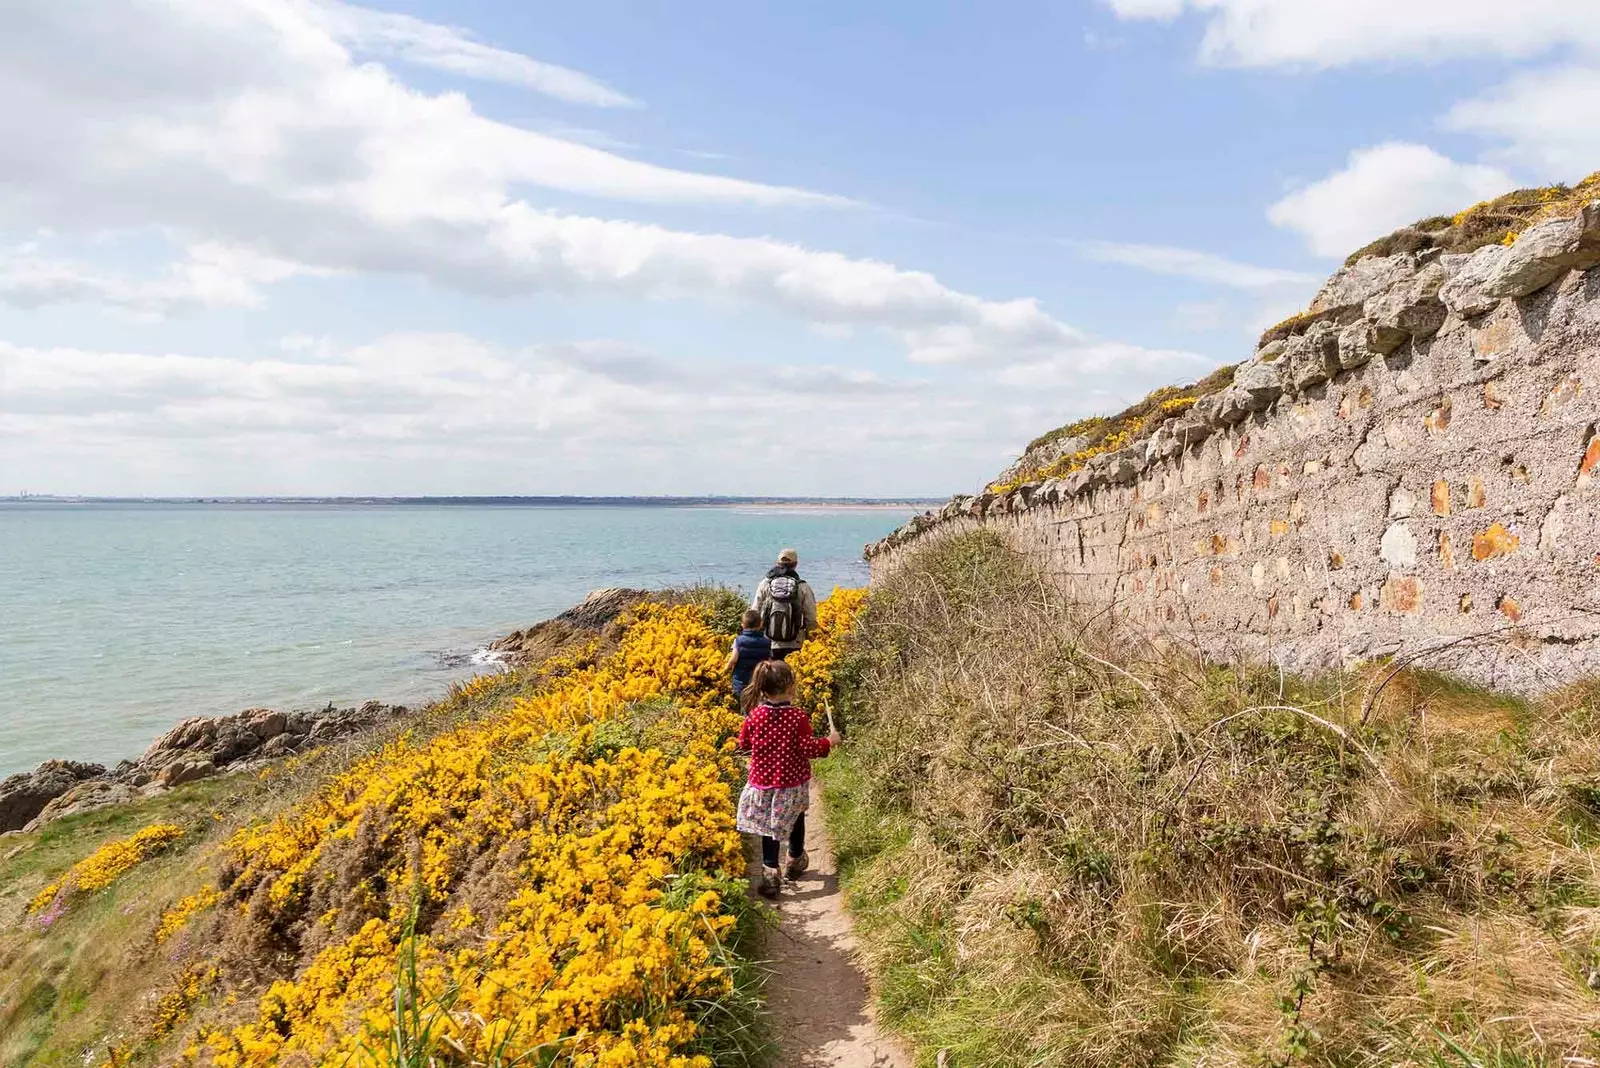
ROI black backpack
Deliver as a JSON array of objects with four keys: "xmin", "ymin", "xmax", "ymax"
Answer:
[{"xmin": 764, "ymin": 574, "xmax": 803, "ymax": 643}]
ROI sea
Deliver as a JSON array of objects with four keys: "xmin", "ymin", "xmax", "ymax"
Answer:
[{"xmin": 0, "ymin": 500, "xmax": 915, "ymax": 778}]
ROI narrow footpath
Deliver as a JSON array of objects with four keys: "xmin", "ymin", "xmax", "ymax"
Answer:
[{"xmin": 759, "ymin": 781, "xmax": 911, "ymax": 1068}]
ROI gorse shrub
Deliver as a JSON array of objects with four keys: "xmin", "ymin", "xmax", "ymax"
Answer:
[
  {"xmin": 824, "ymin": 531, "xmax": 1600, "ymax": 1067},
  {"xmin": 27, "ymin": 823, "xmax": 184, "ymax": 917},
  {"xmin": 12, "ymin": 594, "xmax": 851, "ymax": 1068}
]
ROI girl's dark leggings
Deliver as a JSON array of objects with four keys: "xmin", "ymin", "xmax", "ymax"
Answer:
[{"xmin": 761, "ymin": 814, "xmax": 806, "ymax": 868}]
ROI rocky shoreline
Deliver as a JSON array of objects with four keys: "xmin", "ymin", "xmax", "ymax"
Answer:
[
  {"xmin": 0, "ymin": 587, "xmax": 654, "ymax": 836},
  {"xmin": 0, "ymin": 700, "xmax": 410, "ymax": 834}
]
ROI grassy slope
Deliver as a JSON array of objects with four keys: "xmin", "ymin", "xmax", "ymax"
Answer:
[
  {"xmin": 0, "ymin": 674, "xmax": 532, "ymax": 1067},
  {"xmin": 0, "ymin": 586, "xmax": 771, "ymax": 1068},
  {"xmin": 822, "ymin": 531, "xmax": 1600, "ymax": 1068}
]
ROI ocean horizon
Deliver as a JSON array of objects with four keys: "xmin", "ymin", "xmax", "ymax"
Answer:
[{"xmin": 0, "ymin": 500, "xmax": 916, "ymax": 777}]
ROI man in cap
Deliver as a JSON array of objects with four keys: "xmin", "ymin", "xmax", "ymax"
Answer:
[{"xmin": 750, "ymin": 548, "xmax": 818, "ymax": 660}]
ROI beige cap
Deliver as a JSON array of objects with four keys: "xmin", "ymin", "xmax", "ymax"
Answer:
[{"xmin": 777, "ymin": 547, "xmax": 799, "ymax": 565}]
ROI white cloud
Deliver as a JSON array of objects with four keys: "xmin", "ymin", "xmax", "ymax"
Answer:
[
  {"xmin": 0, "ymin": 0, "xmax": 1145, "ymax": 369},
  {"xmin": 0, "ymin": 0, "xmax": 844, "ymax": 220},
  {"xmin": 1079, "ymin": 240, "xmax": 1317, "ymax": 288},
  {"xmin": 1, "ymin": 332, "xmax": 1184, "ymax": 495},
  {"xmin": 1445, "ymin": 66, "xmax": 1600, "ymax": 179},
  {"xmin": 305, "ymin": 0, "xmax": 639, "ymax": 107},
  {"xmin": 1102, "ymin": 0, "xmax": 1600, "ymax": 69},
  {"xmin": 1267, "ymin": 143, "xmax": 1514, "ymax": 257},
  {"xmin": 0, "ymin": 244, "xmax": 330, "ymax": 318}
]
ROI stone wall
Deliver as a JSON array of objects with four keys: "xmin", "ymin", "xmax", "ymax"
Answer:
[{"xmin": 868, "ymin": 204, "xmax": 1600, "ymax": 693}]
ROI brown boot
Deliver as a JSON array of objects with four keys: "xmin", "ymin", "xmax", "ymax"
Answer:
[
  {"xmin": 757, "ymin": 867, "xmax": 781, "ymax": 898},
  {"xmin": 785, "ymin": 851, "xmax": 809, "ymax": 880}
]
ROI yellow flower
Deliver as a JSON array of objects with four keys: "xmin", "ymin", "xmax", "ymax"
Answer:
[{"xmin": 29, "ymin": 822, "xmax": 184, "ymax": 915}]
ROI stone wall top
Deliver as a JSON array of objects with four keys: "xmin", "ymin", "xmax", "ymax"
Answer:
[{"xmin": 867, "ymin": 200, "xmax": 1600, "ymax": 562}]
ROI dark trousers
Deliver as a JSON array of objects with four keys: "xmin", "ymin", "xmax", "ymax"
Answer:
[
  {"xmin": 772, "ymin": 645, "xmax": 797, "ymax": 661},
  {"xmin": 761, "ymin": 813, "xmax": 806, "ymax": 867}
]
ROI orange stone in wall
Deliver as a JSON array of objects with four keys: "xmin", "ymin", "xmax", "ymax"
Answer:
[
  {"xmin": 1381, "ymin": 574, "xmax": 1424, "ymax": 615},
  {"xmin": 1253, "ymin": 465, "xmax": 1271, "ymax": 491},
  {"xmin": 1424, "ymin": 396, "xmax": 1453, "ymax": 436},
  {"xmin": 1483, "ymin": 379, "xmax": 1504, "ymax": 410},
  {"xmin": 1431, "ymin": 480, "xmax": 1451, "ymax": 516},
  {"xmin": 1466, "ymin": 476, "xmax": 1487, "ymax": 509},
  {"xmin": 1270, "ymin": 519, "xmax": 1290, "ymax": 538},
  {"xmin": 1471, "ymin": 522, "xmax": 1520, "ymax": 561},
  {"xmin": 1498, "ymin": 595, "xmax": 1523, "ymax": 623},
  {"xmin": 1328, "ymin": 551, "xmax": 1345, "ymax": 570},
  {"xmin": 1348, "ymin": 592, "xmax": 1363, "ymax": 611},
  {"xmin": 1579, "ymin": 433, "xmax": 1600, "ymax": 488},
  {"xmin": 1459, "ymin": 593, "xmax": 1473, "ymax": 614},
  {"xmin": 1439, "ymin": 531, "xmax": 1455, "ymax": 569}
]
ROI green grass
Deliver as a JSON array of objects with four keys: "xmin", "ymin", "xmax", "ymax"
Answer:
[{"xmin": 821, "ymin": 530, "xmax": 1600, "ymax": 1067}]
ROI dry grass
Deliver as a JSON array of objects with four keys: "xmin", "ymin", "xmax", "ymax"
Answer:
[
  {"xmin": 999, "ymin": 365, "xmax": 1237, "ymax": 492},
  {"xmin": 822, "ymin": 531, "xmax": 1600, "ymax": 1067},
  {"xmin": 1342, "ymin": 170, "xmax": 1600, "ymax": 268}
]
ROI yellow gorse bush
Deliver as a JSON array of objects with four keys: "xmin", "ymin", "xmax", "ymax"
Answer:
[
  {"xmin": 156, "ymin": 885, "xmax": 219, "ymax": 944},
  {"xmin": 789, "ymin": 587, "xmax": 866, "ymax": 726},
  {"xmin": 193, "ymin": 601, "xmax": 770, "ymax": 1068},
  {"xmin": 28, "ymin": 822, "xmax": 184, "ymax": 915}
]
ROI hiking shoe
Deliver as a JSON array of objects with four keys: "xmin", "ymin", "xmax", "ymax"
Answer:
[
  {"xmin": 785, "ymin": 851, "xmax": 809, "ymax": 880},
  {"xmin": 757, "ymin": 867, "xmax": 781, "ymax": 898}
]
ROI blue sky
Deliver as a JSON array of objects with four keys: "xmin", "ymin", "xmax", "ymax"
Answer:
[{"xmin": 3, "ymin": 0, "xmax": 1596, "ymax": 496}]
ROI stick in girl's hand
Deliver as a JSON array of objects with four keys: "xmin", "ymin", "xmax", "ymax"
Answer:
[{"xmin": 824, "ymin": 700, "xmax": 842, "ymax": 746}]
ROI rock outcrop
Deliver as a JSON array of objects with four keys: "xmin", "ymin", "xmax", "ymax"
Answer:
[
  {"xmin": 0, "ymin": 760, "xmax": 105, "ymax": 832},
  {"xmin": 488, "ymin": 587, "xmax": 649, "ymax": 667},
  {"xmin": 1, "ymin": 701, "xmax": 407, "ymax": 833},
  {"xmin": 867, "ymin": 198, "xmax": 1600, "ymax": 694}
]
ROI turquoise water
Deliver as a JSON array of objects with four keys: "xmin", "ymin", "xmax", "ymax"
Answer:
[{"xmin": 0, "ymin": 502, "xmax": 908, "ymax": 776}]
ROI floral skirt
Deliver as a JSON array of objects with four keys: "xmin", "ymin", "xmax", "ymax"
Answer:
[{"xmin": 736, "ymin": 782, "xmax": 810, "ymax": 840}]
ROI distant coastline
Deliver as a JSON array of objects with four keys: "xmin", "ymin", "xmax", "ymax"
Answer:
[{"xmin": 2, "ymin": 495, "xmax": 941, "ymax": 509}]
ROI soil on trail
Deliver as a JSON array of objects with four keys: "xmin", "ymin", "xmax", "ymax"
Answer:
[{"xmin": 758, "ymin": 781, "xmax": 911, "ymax": 1068}]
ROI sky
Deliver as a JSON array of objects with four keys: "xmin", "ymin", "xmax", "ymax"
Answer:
[{"xmin": 2, "ymin": 0, "xmax": 1597, "ymax": 498}]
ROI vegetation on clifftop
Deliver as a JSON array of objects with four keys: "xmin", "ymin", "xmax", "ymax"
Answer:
[
  {"xmin": 1342, "ymin": 170, "xmax": 1600, "ymax": 268},
  {"xmin": 823, "ymin": 531, "xmax": 1600, "ymax": 1067},
  {"xmin": 991, "ymin": 364, "xmax": 1236, "ymax": 493}
]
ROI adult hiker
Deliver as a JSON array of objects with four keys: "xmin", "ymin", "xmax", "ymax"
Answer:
[{"xmin": 750, "ymin": 547, "xmax": 817, "ymax": 661}]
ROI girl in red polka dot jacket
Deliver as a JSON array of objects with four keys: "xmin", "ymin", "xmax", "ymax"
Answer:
[{"xmin": 735, "ymin": 659, "xmax": 842, "ymax": 897}]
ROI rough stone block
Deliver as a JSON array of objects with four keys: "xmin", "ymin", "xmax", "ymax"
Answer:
[
  {"xmin": 1482, "ymin": 215, "xmax": 1600, "ymax": 298},
  {"xmin": 1439, "ymin": 244, "xmax": 1508, "ymax": 317},
  {"xmin": 1380, "ymin": 523, "xmax": 1417, "ymax": 567},
  {"xmin": 1431, "ymin": 480, "xmax": 1451, "ymax": 516},
  {"xmin": 1337, "ymin": 322, "xmax": 1376, "ymax": 370},
  {"xmin": 1381, "ymin": 574, "xmax": 1423, "ymax": 615}
]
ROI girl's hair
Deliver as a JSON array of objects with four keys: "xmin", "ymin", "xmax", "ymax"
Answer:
[
  {"xmin": 741, "ymin": 659, "xmax": 796, "ymax": 713},
  {"xmin": 740, "ymin": 608, "xmax": 763, "ymax": 630}
]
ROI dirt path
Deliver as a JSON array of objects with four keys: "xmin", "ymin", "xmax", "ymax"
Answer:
[{"xmin": 758, "ymin": 781, "xmax": 911, "ymax": 1068}]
